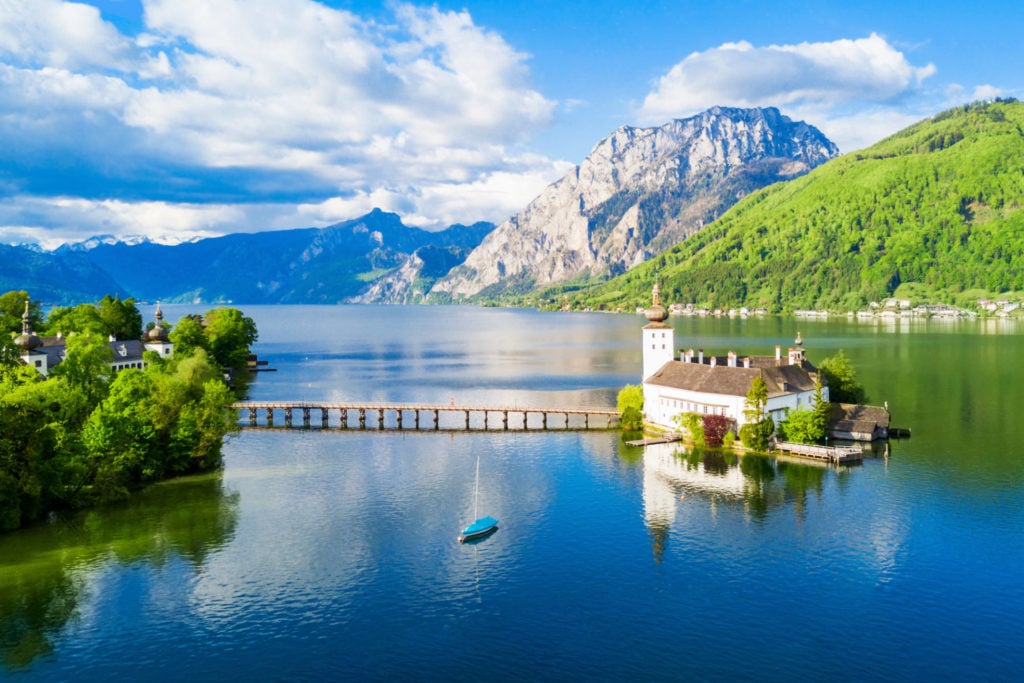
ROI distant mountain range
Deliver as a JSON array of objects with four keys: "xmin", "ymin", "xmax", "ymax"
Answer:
[
  {"xmin": 2, "ymin": 106, "xmax": 842, "ymax": 307},
  {"xmin": 1, "ymin": 209, "xmax": 493, "ymax": 305}
]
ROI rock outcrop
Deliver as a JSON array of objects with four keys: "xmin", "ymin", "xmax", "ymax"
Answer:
[{"xmin": 429, "ymin": 106, "xmax": 838, "ymax": 299}]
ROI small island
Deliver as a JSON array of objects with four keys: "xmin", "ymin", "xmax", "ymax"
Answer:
[{"xmin": 0, "ymin": 290, "xmax": 257, "ymax": 532}]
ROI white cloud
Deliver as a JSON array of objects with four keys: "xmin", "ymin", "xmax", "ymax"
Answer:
[
  {"xmin": 0, "ymin": 0, "xmax": 135, "ymax": 71},
  {"xmin": 0, "ymin": 0, "xmax": 561, "ymax": 244},
  {"xmin": 637, "ymin": 34, "xmax": 939, "ymax": 153}
]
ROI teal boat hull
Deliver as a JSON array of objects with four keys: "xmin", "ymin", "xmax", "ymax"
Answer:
[{"xmin": 459, "ymin": 516, "xmax": 498, "ymax": 542}]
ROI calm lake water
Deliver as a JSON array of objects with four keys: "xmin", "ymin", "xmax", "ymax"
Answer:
[{"xmin": 2, "ymin": 306, "xmax": 1023, "ymax": 681}]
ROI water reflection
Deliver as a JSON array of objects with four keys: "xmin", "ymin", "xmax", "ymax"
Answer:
[
  {"xmin": 638, "ymin": 442, "xmax": 858, "ymax": 561},
  {"xmin": 0, "ymin": 472, "xmax": 238, "ymax": 671}
]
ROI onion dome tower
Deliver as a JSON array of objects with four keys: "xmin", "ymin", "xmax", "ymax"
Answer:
[
  {"xmin": 143, "ymin": 301, "xmax": 174, "ymax": 358},
  {"xmin": 642, "ymin": 282, "xmax": 674, "ymax": 381},
  {"xmin": 13, "ymin": 299, "xmax": 41, "ymax": 351}
]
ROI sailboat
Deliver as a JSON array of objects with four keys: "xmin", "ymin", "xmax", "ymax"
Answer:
[{"xmin": 458, "ymin": 455, "xmax": 498, "ymax": 543}]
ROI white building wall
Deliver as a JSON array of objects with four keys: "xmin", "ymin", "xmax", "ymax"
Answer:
[
  {"xmin": 643, "ymin": 384, "xmax": 747, "ymax": 431},
  {"xmin": 644, "ymin": 383, "xmax": 822, "ymax": 433},
  {"xmin": 642, "ymin": 326, "xmax": 675, "ymax": 381}
]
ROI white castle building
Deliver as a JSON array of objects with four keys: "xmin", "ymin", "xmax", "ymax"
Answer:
[
  {"xmin": 15, "ymin": 299, "xmax": 174, "ymax": 377},
  {"xmin": 641, "ymin": 283, "xmax": 826, "ymax": 432}
]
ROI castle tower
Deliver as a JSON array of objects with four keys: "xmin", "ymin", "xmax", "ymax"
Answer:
[
  {"xmin": 14, "ymin": 298, "xmax": 50, "ymax": 375},
  {"xmin": 143, "ymin": 301, "xmax": 174, "ymax": 358},
  {"xmin": 642, "ymin": 282, "xmax": 674, "ymax": 381}
]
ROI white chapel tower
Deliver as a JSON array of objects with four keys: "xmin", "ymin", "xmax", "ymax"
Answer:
[{"xmin": 642, "ymin": 282, "xmax": 674, "ymax": 381}]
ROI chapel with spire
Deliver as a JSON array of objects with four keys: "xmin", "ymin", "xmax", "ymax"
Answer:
[{"xmin": 13, "ymin": 296, "xmax": 173, "ymax": 376}]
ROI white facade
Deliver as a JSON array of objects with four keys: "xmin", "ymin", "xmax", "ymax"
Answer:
[
  {"xmin": 642, "ymin": 324, "xmax": 674, "ymax": 381},
  {"xmin": 639, "ymin": 295, "xmax": 824, "ymax": 432}
]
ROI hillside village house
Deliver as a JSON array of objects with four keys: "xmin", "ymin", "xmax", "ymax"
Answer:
[
  {"xmin": 640, "ymin": 284, "xmax": 826, "ymax": 432},
  {"xmin": 14, "ymin": 299, "xmax": 174, "ymax": 376}
]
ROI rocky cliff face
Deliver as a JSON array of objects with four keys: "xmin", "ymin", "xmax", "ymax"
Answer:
[{"xmin": 429, "ymin": 106, "xmax": 839, "ymax": 300}]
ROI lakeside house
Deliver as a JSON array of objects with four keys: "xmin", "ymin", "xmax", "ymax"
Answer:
[
  {"xmin": 14, "ymin": 299, "xmax": 174, "ymax": 376},
  {"xmin": 640, "ymin": 284, "xmax": 825, "ymax": 433}
]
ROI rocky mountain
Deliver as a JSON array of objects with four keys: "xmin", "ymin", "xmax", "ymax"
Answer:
[
  {"xmin": 428, "ymin": 106, "xmax": 838, "ymax": 300},
  {"xmin": 571, "ymin": 99, "xmax": 1024, "ymax": 313},
  {"xmin": 7, "ymin": 210, "xmax": 492, "ymax": 305}
]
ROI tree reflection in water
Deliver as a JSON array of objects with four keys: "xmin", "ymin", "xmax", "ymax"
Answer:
[{"xmin": 0, "ymin": 471, "xmax": 238, "ymax": 670}]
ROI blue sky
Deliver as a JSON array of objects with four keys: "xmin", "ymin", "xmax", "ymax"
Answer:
[{"xmin": 0, "ymin": 0, "xmax": 1019, "ymax": 247}]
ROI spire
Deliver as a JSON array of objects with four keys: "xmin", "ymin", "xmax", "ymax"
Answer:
[
  {"xmin": 146, "ymin": 301, "xmax": 169, "ymax": 342},
  {"xmin": 644, "ymin": 281, "xmax": 669, "ymax": 324},
  {"xmin": 14, "ymin": 298, "xmax": 41, "ymax": 350}
]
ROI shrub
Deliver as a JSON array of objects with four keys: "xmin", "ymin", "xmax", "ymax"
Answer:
[{"xmin": 703, "ymin": 414, "xmax": 729, "ymax": 447}]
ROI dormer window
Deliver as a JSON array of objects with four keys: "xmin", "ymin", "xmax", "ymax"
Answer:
[{"xmin": 117, "ymin": 344, "xmax": 127, "ymax": 357}]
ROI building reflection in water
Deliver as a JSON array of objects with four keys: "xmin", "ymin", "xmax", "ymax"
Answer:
[{"xmin": 640, "ymin": 442, "xmax": 853, "ymax": 562}]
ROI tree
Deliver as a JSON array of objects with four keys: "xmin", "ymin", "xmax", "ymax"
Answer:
[
  {"xmin": 45, "ymin": 303, "xmax": 104, "ymax": 336},
  {"xmin": 703, "ymin": 414, "xmax": 729, "ymax": 447},
  {"xmin": 98, "ymin": 295, "xmax": 143, "ymax": 340},
  {"xmin": 740, "ymin": 376, "xmax": 774, "ymax": 451},
  {"xmin": 169, "ymin": 314, "xmax": 209, "ymax": 359},
  {"xmin": 48, "ymin": 331, "xmax": 113, "ymax": 407},
  {"xmin": 0, "ymin": 290, "xmax": 41, "ymax": 334},
  {"xmin": 818, "ymin": 350, "xmax": 868, "ymax": 404},
  {"xmin": 617, "ymin": 384, "xmax": 644, "ymax": 430},
  {"xmin": 674, "ymin": 412, "xmax": 704, "ymax": 445},
  {"xmin": 204, "ymin": 308, "xmax": 258, "ymax": 370},
  {"xmin": 777, "ymin": 407, "xmax": 820, "ymax": 444},
  {"xmin": 812, "ymin": 379, "xmax": 830, "ymax": 439}
]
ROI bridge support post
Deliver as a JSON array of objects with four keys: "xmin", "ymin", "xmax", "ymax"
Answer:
[
  {"xmin": 433, "ymin": 410, "xmax": 439, "ymax": 430},
  {"xmin": 542, "ymin": 412, "xmax": 547, "ymax": 430},
  {"xmin": 285, "ymin": 409, "xmax": 293, "ymax": 428},
  {"xmin": 302, "ymin": 407, "xmax": 310, "ymax": 428},
  {"xmin": 564, "ymin": 413, "xmax": 569, "ymax": 429},
  {"xmin": 266, "ymin": 408, "xmax": 274, "ymax": 426},
  {"xmin": 397, "ymin": 410, "xmax": 403, "ymax": 429},
  {"xmin": 340, "ymin": 409, "xmax": 348, "ymax": 429},
  {"xmin": 359, "ymin": 409, "xmax": 366, "ymax": 429},
  {"xmin": 378, "ymin": 408, "xmax": 385, "ymax": 429},
  {"xmin": 415, "ymin": 410, "xmax": 420, "ymax": 429},
  {"xmin": 484, "ymin": 411, "xmax": 489, "ymax": 429},
  {"xmin": 248, "ymin": 408, "xmax": 257, "ymax": 426},
  {"xmin": 503, "ymin": 411, "xmax": 508, "ymax": 430},
  {"xmin": 321, "ymin": 408, "xmax": 329, "ymax": 428},
  {"xmin": 465, "ymin": 411, "xmax": 470, "ymax": 430}
]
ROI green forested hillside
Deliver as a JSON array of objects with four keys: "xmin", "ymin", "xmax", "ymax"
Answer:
[{"xmin": 557, "ymin": 100, "xmax": 1024, "ymax": 312}]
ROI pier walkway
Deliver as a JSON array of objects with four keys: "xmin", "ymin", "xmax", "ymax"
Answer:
[
  {"xmin": 774, "ymin": 441, "xmax": 863, "ymax": 463},
  {"xmin": 230, "ymin": 401, "xmax": 620, "ymax": 431}
]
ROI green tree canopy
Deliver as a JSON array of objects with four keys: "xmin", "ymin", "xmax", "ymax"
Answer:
[
  {"xmin": 169, "ymin": 314, "xmax": 209, "ymax": 359},
  {"xmin": 818, "ymin": 350, "xmax": 868, "ymax": 404},
  {"xmin": 0, "ymin": 290, "xmax": 41, "ymax": 334},
  {"xmin": 98, "ymin": 295, "xmax": 143, "ymax": 340},
  {"xmin": 204, "ymin": 308, "xmax": 258, "ymax": 370}
]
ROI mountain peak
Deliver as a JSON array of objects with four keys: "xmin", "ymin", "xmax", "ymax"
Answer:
[{"xmin": 430, "ymin": 106, "xmax": 838, "ymax": 300}]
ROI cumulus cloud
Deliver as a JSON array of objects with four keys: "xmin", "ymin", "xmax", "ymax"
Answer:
[
  {"xmin": 0, "ymin": 0, "xmax": 563, "ymax": 244},
  {"xmin": 637, "ymin": 34, "xmax": 939, "ymax": 152}
]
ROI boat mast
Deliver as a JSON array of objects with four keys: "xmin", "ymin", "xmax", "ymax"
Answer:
[{"xmin": 473, "ymin": 455, "xmax": 480, "ymax": 519}]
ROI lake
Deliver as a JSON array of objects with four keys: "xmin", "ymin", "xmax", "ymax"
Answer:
[{"xmin": 2, "ymin": 305, "xmax": 1023, "ymax": 680}]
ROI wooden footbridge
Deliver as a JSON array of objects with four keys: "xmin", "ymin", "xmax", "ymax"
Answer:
[{"xmin": 230, "ymin": 401, "xmax": 620, "ymax": 431}]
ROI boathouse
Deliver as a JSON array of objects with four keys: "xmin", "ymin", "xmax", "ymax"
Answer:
[
  {"xmin": 828, "ymin": 403, "xmax": 890, "ymax": 441},
  {"xmin": 640, "ymin": 284, "xmax": 826, "ymax": 432}
]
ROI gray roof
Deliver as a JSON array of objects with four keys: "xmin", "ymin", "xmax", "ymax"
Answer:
[
  {"xmin": 646, "ymin": 360, "xmax": 818, "ymax": 398},
  {"xmin": 829, "ymin": 403, "xmax": 890, "ymax": 433}
]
